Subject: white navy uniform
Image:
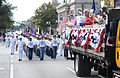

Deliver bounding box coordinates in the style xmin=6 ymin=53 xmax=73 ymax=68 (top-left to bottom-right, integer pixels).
xmin=10 ymin=38 xmax=16 ymax=54
xmin=16 ymin=40 xmax=25 ymax=59
xmin=5 ymin=36 xmax=10 ymax=48
xmin=59 ymin=38 xmax=63 ymax=56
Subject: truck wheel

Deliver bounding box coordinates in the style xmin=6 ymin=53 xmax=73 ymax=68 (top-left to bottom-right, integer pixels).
xmin=64 ymin=48 xmax=68 ymax=59
xmin=84 ymin=56 xmax=91 ymax=76
xmin=74 ymin=54 xmax=85 ymax=77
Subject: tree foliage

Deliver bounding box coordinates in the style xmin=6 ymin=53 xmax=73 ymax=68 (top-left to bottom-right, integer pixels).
xmin=34 ymin=2 xmax=57 ymax=30
xmin=0 ymin=0 xmax=15 ymax=29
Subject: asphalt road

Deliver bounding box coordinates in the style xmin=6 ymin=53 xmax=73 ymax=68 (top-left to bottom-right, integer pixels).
xmin=0 ymin=41 xmax=98 ymax=78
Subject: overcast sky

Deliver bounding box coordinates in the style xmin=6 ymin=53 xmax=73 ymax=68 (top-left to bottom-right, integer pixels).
xmin=7 ymin=0 xmax=62 ymax=22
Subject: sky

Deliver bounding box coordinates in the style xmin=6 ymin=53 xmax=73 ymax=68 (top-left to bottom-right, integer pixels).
xmin=7 ymin=0 xmax=62 ymax=22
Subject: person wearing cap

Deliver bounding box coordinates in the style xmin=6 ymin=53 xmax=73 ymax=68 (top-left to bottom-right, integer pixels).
xmin=27 ymin=38 xmax=35 ymax=60
xmin=82 ymin=9 xmax=93 ymax=25
xmin=57 ymin=35 xmax=63 ymax=56
xmin=5 ymin=35 xmax=10 ymax=48
xmin=38 ymin=36 xmax=46 ymax=60
xmin=49 ymin=38 xmax=53 ymax=58
xmin=34 ymin=35 xmax=39 ymax=56
xmin=16 ymin=37 xmax=25 ymax=61
xmin=66 ymin=14 xmax=76 ymax=26
xmin=32 ymin=35 xmax=38 ymax=56
xmin=36 ymin=36 xmax=41 ymax=57
xmin=76 ymin=8 xmax=85 ymax=26
xmin=23 ymin=35 xmax=29 ymax=57
xmin=52 ymin=35 xmax=59 ymax=60
xmin=45 ymin=37 xmax=50 ymax=56
xmin=9 ymin=35 xmax=16 ymax=55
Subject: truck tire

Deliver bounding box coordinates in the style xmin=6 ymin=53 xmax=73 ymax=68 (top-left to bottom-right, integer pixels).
xmin=84 ymin=56 xmax=91 ymax=76
xmin=74 ymin=54 xmax=85 ymax=77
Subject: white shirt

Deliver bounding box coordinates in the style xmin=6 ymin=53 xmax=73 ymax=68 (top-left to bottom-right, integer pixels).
xmin=27 ymin=41 xmax=34 ymax=48
xmin=52 ymin=39 xmax=58 ymax=47
xmin=34 ymin=38 xmax=39 ymax=45
xmin=10 ymin=38 xmax=16 ymax=46
xmin=59 ymin=39 xmax=63 ymax=47
xmin=77 ymin=15 xmax=85 ymax=26
xmin=39 ymin=40 xmax=46 ymax=47
xmin=45 ymin=40 xmax=49 ymax=46
xmin=5 ymin=37 xmax=10 ymax=42
xmin=22 ymin=37 xmax=28 ymax=45
xmin=47 ymin=41 xmax=52 ymax=48
xmin=16 ymin=40 xmax=25 ymax=50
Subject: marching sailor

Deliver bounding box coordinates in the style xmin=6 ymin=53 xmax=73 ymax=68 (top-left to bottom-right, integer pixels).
xmin=5 ymin=35 xmax=10 ymax=48
xmin=16 ymin=37 xmax=25 ymax=61
xmin=52 ymin=35 xmax=59 ymax=60
xmin=10 ymin=35 xmax=16 ymax=55
xmin=38 ymin=36 xmax=46 ymax=60
xmin=27 ymin=38 xmax=35 ymax=60
xmin=58 ymin=35 xmax=63 ymax=56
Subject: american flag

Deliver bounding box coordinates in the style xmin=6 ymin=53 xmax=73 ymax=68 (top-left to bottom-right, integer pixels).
xmin=60 ymin=16 xmax=65 ymax=26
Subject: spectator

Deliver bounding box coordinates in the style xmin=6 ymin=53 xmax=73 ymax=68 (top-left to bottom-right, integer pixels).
xmin=82 ymin=9 xmax=93 ymax=25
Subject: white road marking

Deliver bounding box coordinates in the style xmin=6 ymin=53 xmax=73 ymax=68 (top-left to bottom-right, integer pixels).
xmin=10 ymin=64 xmax=13 ymax=78
xmin=10 ymin=55 xmax=13 ymax=78
xmin=66 ymin=67 xmax=75 ymax=73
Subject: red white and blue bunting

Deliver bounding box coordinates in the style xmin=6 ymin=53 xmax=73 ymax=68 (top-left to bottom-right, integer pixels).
xmin=71 ymin=28 xmax=81 ymax=46
xmin=79 ymin=29 xmax=91 ymax=48
xmin=63 ymin=27 xmax=73 ymax=46
xmin=90 ymin=28 xmax=104 ymax=51
xmin=62 ymin=27 xmax=104 ymax=51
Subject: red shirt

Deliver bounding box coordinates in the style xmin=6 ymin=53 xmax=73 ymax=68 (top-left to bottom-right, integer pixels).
xmin=84 ymin=16 xmax=93 ymax=25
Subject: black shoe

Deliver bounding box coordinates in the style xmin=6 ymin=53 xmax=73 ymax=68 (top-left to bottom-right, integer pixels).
xmin=40 ymin=58 xmax=43 ymax=60
xmin=11 ymin=53 xmax=14 ymax=55
xmin=18 ymin=59 xmax=21 ymax=61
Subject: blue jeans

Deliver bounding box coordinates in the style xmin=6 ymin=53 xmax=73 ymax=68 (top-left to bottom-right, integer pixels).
xmin=53 ymin=46 xmax=57 ymax=59
xmin=28 ymin=48 xmax=33 ymax=60
xmin=24 ymin=48 xmax=28 ymax=56
xmin=37 ymin=48 xmax=40 ymax=56
xmin=33 ymin=47 xmax=37 ymax=54
xmin=40 ymin=47 xmax=45 ymax=59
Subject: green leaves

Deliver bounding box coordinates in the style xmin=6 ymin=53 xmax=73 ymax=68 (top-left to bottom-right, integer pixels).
xmin=34 ymin=2 xmax=58 ymax=30
xmin=0 ymin=0 xmax=15 ymax=29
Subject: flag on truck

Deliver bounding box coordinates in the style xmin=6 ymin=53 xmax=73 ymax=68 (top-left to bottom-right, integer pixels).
xmin=60 ymin=15 xmax=65 ymax=26
xmin=90 ymin=28 xmax=104 ymax=51
xmin=71 ymin=28 xmax=81 ymax=46
xmin=79 ymin=29 xmax=91 ymax=48
xmin=92 ymin=0 xmax=95 ymax=13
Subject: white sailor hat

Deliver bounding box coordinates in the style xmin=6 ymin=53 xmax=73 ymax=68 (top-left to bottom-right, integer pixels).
xmin=77 ymin=8 xmax=82 ymax=11
xmin=84 ymin=9 xmax=89 ymax=13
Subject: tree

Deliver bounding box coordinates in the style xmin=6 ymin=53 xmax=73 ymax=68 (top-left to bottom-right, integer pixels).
xmin=0 ymin=0 xmax=15 ymax=29
xmin=34 ymin=2 xmax=58 ymax=30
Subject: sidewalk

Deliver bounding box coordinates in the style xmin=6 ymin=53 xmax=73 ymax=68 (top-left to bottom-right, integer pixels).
xmin=0 ymin=42 xmax=10 ymax=78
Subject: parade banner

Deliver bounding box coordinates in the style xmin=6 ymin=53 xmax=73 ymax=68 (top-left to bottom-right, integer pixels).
xmin=71 ymin=28 xmax=81 ymax=46
xmin=79 ymin=29 xmax=91 ymax=48
xmin=90 ymin=28 xmax=104 ymax=51
xmin=63 ymin=27 xmax=73 ymax=46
